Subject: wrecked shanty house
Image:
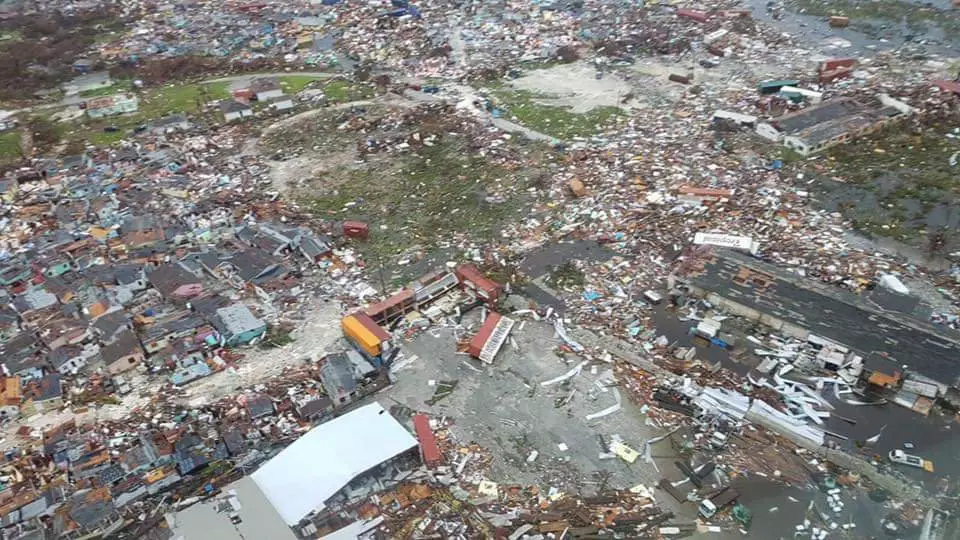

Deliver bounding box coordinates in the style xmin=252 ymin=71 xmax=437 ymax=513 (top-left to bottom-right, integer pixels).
xmin=100 ymin=330 xmax=146 ymax=375
xmin=317 ymin=350 xmax=377 ymax=408
xmin=455 ymin=263 xmax=504 ymax=303
xmin=249 ymin=77 xmax=284 ymax=101
xmin=146 ymin=263 xmax=204 ymax=300
xmin=210 ymin=303 xmax=267 ymax=346
xmin=220 ymin=99 xmax=254 ymax=122
xmin=755 ymin=95 xmax=914 ymax=156
xmin=85 ymin=94 xmax=140 ymax=119
xmin=150 ymin=113 xmax=190 ymax=134
xmin=679 ymin=249 xmax=959 ymax=404
xmin=62 ymin=71 xmax=112 ymax=96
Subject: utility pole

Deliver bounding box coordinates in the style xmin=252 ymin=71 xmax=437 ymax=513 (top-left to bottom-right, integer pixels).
xmin=374 ymin=251 xmax=388 ymax=294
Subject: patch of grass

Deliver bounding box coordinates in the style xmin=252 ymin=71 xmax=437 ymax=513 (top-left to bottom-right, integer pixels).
xmin=322 ymin=80 xmax=375 ymax=103
xmin=66 ymin=81 xmax=231 ymax=146
xmin=0 ymin=30 xmax=21 ymax=43
xmin=259 ymin=327 xmax=295 ymax=349
xmin=79 ymin=83 xmax=127 ymax=99
xmin=0 ymin=131 xmax=21 ymax=161
xmin=777 ymin=146 xmax=806 ymax=164
xmin=137 ymin=81 xmax=230 ymax=119
xmin=488 ymin=86 xmax=623 ymax=140
xmin=546 ymin=261 xmax=586 ymax=290
xmin=280 ymin=75 xmax=326 ymax=94
xmin=304 ymin=139 xmax=531 ymax=260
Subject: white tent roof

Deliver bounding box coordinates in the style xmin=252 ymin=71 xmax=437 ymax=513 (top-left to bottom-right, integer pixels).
xmin=251 ymin=402 xmax=417 ymax=526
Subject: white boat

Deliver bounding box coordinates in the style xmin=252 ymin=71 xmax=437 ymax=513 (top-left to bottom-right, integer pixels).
xmin=888 ymin=449 xmax=934 ymax=472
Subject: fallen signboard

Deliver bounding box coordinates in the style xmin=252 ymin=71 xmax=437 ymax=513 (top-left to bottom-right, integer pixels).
xmin=693 ymin=232 xmax=759 ymax=254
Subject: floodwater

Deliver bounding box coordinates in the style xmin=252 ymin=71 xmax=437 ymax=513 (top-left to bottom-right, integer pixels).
xmin=747 ymin=0 xmax=959 ymax=55
xmin=650 ymin=304 xmax=960 ymax=537
xmin=651 ymin=304 xmax=960 ymax=491
xmin=518 ymin=239 xmax=617 ymax=311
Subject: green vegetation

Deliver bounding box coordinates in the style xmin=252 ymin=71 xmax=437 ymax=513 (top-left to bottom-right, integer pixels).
xmin=280 ymin=75 xmax=327 ymax=94
xmin=139 ymin=81 xmax=230 ymax=118
xmin=69 ymin=81 xmax=231 ymax=146
xmin=0 ymin=30 xmax=21 ymax=42
xmin=0 ymin=131 xmax=21 ymax=162
xmin=777 ymin=146 xmax=806 ymax=164
xmin=547 ymin=261 xmax=586 ymax=290
xmin=788 ymin=0 xmax=960 ymax=37
xmin=260 ymin=327 xmax=295 ymax=349
xmin=814 ymin=121 xmax=960 ymax=243
xmin=322 ymin=80 xmax=376 ymax=103
xmin=488 ymin=86 xmax=624 ymax=140
xmin=304 ymin=139 xmax=532 ymax=260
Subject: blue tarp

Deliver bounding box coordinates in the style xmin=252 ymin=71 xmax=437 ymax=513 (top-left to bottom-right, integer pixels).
xmin=322 ymin=0 xmax=341 ymax=5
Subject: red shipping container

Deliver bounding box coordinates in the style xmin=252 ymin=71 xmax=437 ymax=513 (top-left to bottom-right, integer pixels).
xmin=455 ymin=264 xmax=503 ymax=303
xmin=343 ymin=220 xmax=369 ymax=239
xmin=468 ymin=312 xmax=501 ymax=358
xmin=413 ymin=414 xmax=442 ymax=468
xmin=676 ymin=8 xmax=708 ymax=22
xmin=819 ymin=67 xmax=853 ymax=84
xmin=933 ymin=80 xmax=960 ymax=95
xmin=819 ymin=58 xmax=856 ymax=73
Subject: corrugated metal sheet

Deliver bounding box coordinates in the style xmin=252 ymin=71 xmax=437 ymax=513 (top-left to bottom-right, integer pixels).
xmin=413 ymin=414 xmax=441 ymax=467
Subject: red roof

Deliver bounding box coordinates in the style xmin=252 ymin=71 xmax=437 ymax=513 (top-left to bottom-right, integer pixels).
xmin=413 ymin=414 xmax=442 ymax=467
xmin=468 ymin=312 xmax=501 ymax=358
xmin=351 ymin=311 xmax=391 ymax=342
xmin=676 ymin=8 xmax=708 ymax=22
xmin=365 ymin=289 xmax=415 ymax=320
xmin=820 ymin=58 xmax=856 ymax=72
xmin=455 ymin=264 xmax=503 ymax=300
xmin=933 ymin=80 xmax=960 ymax=95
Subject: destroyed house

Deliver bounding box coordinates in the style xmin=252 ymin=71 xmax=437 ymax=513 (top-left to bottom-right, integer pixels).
xmin=147 ymin=263 xmax=203 ymax=300
xmin=319 ymin=351 xmax=376 ymax=407
xmin=211 ymin=303 xmax=267 ymax=346
xmin=682 ymin=249 xmax=960 ymax=384
xmin=295 ymin=395 xmax=333 ymax=421
xmin=245 ymin=394 xmax=275 ymax=419
xmin=455 ymin=264 xmax=503 ymax=303
xmin=100 ymin=330 xmax=145 ymax=375
xmin=229 ymin=249 xmax=287 ymax=286
xmin=1 ymin=334 xmax=46 ymax=379
xmin=412 ymin=414 xmax=442 ymax=468
xmin=298 ymin=233 xmax=333 ymax=263
xmin=220 ymin=99 xmax=253 ymax=122
xmin=250 ymin=78 xmax=283 ymax=101
xmin=55 ymin=489 xmax=123 ymax=538
xmin=85 ymin=94 xmax=139 ymax=119
xmin=365 ymin=288 xmax=416 ymax=325
xmin=756 ymin=96 xmax=912 ymax=156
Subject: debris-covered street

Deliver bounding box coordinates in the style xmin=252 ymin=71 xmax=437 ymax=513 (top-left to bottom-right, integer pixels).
xmin=0 ymin=0 xmax=958 ymax=538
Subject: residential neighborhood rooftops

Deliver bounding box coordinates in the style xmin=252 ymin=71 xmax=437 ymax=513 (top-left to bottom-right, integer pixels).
xmin=219 ymin=99 xmax=252 ymax=113
xmin=250 ymin=77 xmax=281 ymax=94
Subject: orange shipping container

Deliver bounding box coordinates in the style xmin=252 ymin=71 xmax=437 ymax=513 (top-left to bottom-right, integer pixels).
xmin=342 ymin=313 xmax=391 ymax=357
